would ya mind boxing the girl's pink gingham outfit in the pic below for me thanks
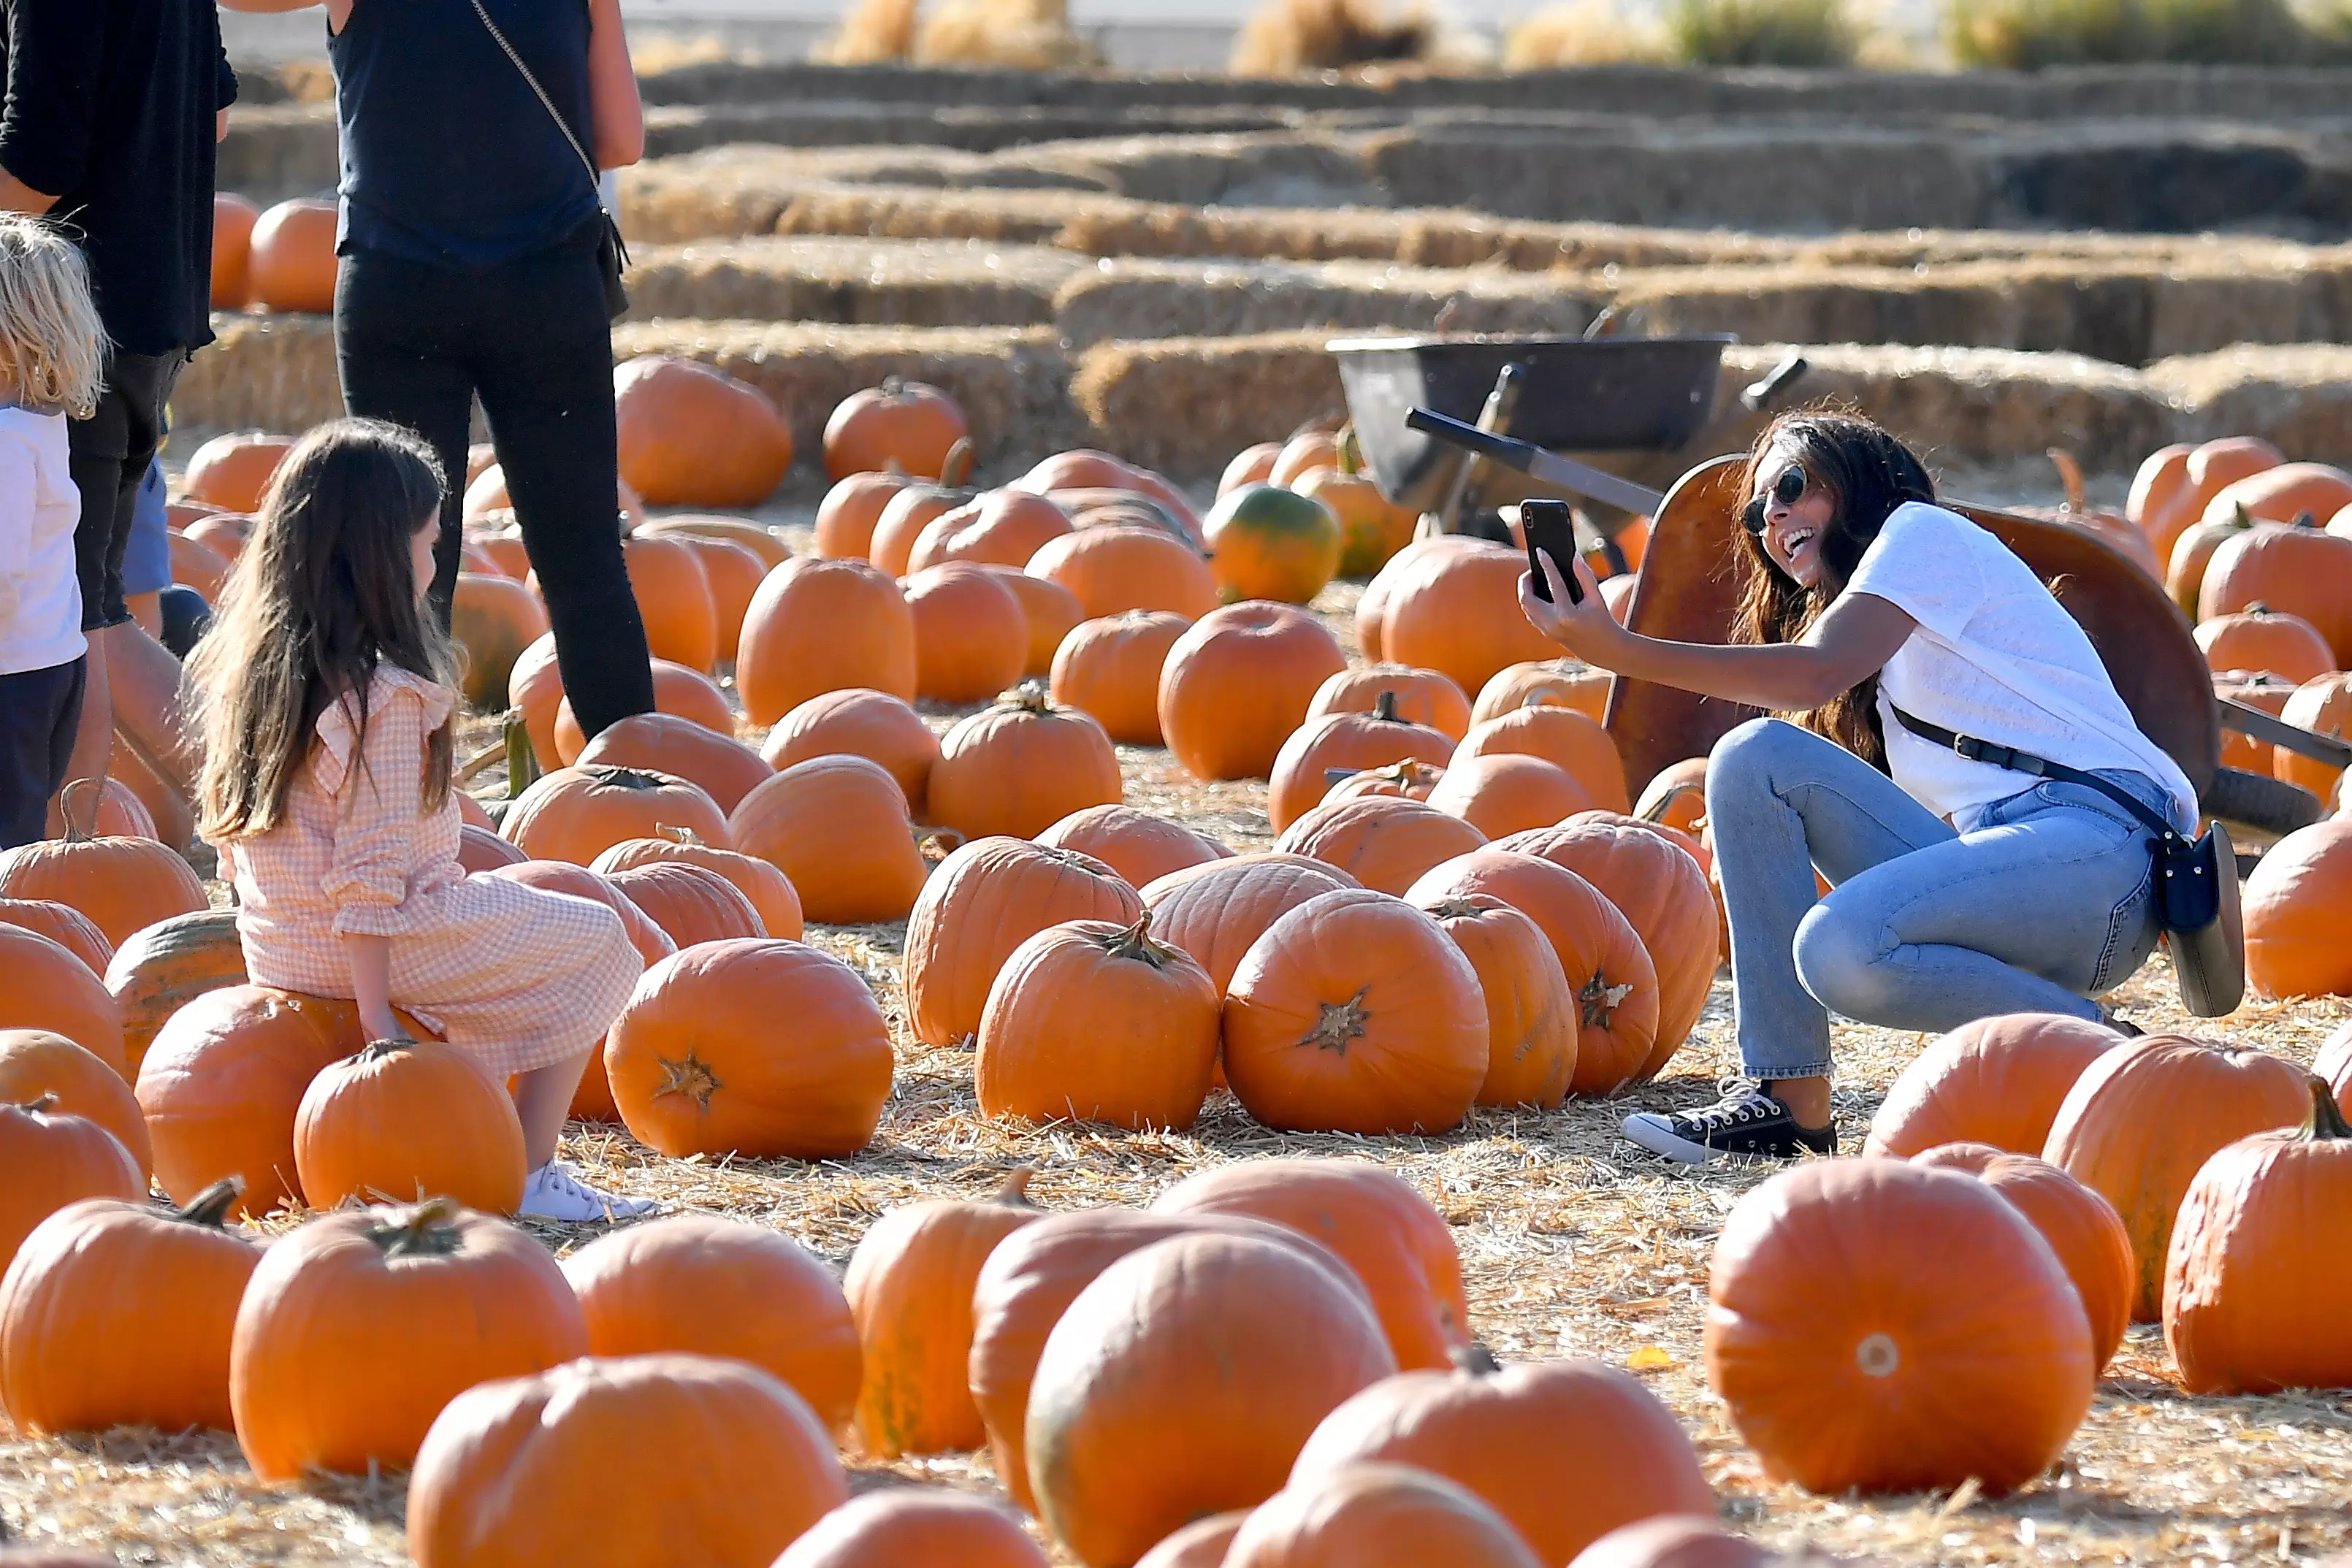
[218,666,638,1076]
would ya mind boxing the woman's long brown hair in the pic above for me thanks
[1728,410,1937,770]
[190,419,457,839]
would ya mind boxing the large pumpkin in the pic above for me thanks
[0,925,126,1077]
[814,470,911,559]
[1404,850,1658,1096]
[760,687,940,815]
[606,861,768,948]
[560,1213,862,1434]
[1266,695,1456,833]
[2043,1034,2314,1320]
[407,1353,847,1568]
[606,939,893,1159]
[448,572,550,708]
[0,806,207,948]
[181,432,295,516]
[2198,521,2352,665]
[1419,896,1576,1109]
[1863,1012,2122,1158]
[293,1036,527,1215]
[614,354,795,508]
[551,659,738,765]
[729,754,936,925]
[574,713,772,816]
[2213,668,2296,774]
[0,1031,148,1177]
[1287,1348,1713,1566]
[1705,1158,2093,1495]
[904,563,1029,704]
[679,532,786,658]
[2196,460,2352,532]
[0,900,108,979]
[1158,603,1348,781]
[1012,451,1199,535]
[823,378,969,481]
[1276,795,1486,896]
[774,1491,1049,1568]
[2162,1078,2352,1395]
[1456,705,1631,815]
[2242,817,2352,999]
[906,838,1141,1048]
[229,1200,587,1479]
[1028,524,1218,623]
[1026,1232,1397,1568]
[1203,483,1343,605]
[737,557,917,724]
[0,1099,142,1281]
[592,837,802,941]
[844,1171,1043,1458]
[0,1178,257,1436]
[1050,611,1194,746]
[928,686,1124,842]
[2192,605,2334,684]
[909,489,1073,572]
[2272,670,2351,800]
[1140,854,1363,996]
[245,199,337,313]
[619,532,720,673]
[1306,665,1473,743]
[1354,537,1474,662]
[1380,542,1559,695]
[502,765,731,865]
[1035,805,1226,890]
[1226,1462,1543,1568]
[1151,1158,1471,1373]
[1472,658,1613,726]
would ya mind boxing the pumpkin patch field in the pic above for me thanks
[5,404,2351,1565]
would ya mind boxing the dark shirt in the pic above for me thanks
[0,0,236,357]
[331,0,600,269]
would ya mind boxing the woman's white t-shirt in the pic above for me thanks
[0,405,85,677]
[1842,501,2198,830]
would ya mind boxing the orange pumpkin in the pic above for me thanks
[1026,1232,1397,1568]
[2044,1033,2315,1319]
[774,1491,1049,1568]
[0,1030,149,1177]
[0,925,125,1076]
[0,1177,258,1436]
[1203,484,1343,605]
[2272,670,2352,802]
[2199,521,2352,666]
[1306,665,1473,743]
[1226,1462,1544,1568]
[409,1353,849,1567]
[0,795,207,947]
[484,861,671,1123]
[1050,611,1194,746]
[906,838,1142,1049]
[1159,603,1348,782]
[982,564,1085,678]
[560,1214,861,1434]
[1267,695,1456,833]
[2128,441,2193,529]
[183,510,253,563]
[823,378,969,481]
[904,563,1029,704]
[1355,537,1478,661]
[1221,442,1283,496]
[729,754,936,925]
[668,532,766,654]
[507,631,567,770]
[606,938,893,1158]
[245,199,338,313]
[1863,1012,2121,1158]
[1404,849,1657,1096]
[2166,436,2283,540]
[88,776,159,841]
[1471,659,1613,725]
[1036,805,1226,890]
[1426,753,1593,838]
[0,898,112,978]
[759,687,940,815]
[1140,854,1363,996]
[737,557,917,724]
[2212,668,2296,773]
[459,822,526,874]
[1296,464,1419,581]
[0,1098,142,1280]
[292,1036,527,1215]
[1324,759,1447,804]
[869,473,978,581]
[2317,1020,2352,1118]
[909,489,1073,572]
[928,686,1124,842]
[1028,524,1219,622]
[503,765,730,865]
[550,662,738,767]
[2164,505,2262,616]
[619,532,720,673]
[211,192,260,309]
[813,470,911,559]
[1455,706,1630,815]
[574,711,771,816]
[1704,1158,2093,1495]
[1912,1143,2135,1371]
[2193,605,2335,684]
[1014,451,1199,533]
[1269,430,1342,487]
[2196,460,2352,533]
[1568,1518,1776,1568]
[614,354,794,508]
[637,513,793,569]
[844,1171,1042,1458]
[606,861,768,949]
[2242,816,2352,998]
[1288,1349,1713,1566]
[1275,795,1486,898]
[1381,543,1559,695]
[1419,895,1576,1109]
[167,528,232,602]
[591,836,803,942]
[446,572,550,709]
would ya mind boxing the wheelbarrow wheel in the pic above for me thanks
[2200,765,2324,838]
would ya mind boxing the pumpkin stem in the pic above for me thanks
[1638,784,1697,826]
[1579,971,1634,1029]
[585,766,668,792]
[660,825,704,846]
[56,779,100,843]
[1101,911,1180,968]
[1297,987,1372,1055]
[942,437,977,489]
[653,1049,725,1109]
[503,710,541,799]
[16,1092,59,1114]
[1337,424,1364,478]
[2046,448,2086,513]
[2291,509,2316,529]
[1449,1342,1503,1377]
[175,1176,248,1229]
[356,1036,419,1063]
[2245,602,2270,616]
[370,1198,462,1259]
[1423,896,1489,921]
[2302,1074,2351,1141]
[1372,689,1400,723]
[1001,680,1056,716]
[993,1166,1039,1206]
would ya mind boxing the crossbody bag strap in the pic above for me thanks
[465,0,603,194]
[1885,704,2182,843]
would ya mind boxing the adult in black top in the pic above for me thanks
[0,0,235,830]
[222,0,655,745]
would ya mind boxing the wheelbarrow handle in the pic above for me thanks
[2219,696,2352,768]
[1404,408,1667,517]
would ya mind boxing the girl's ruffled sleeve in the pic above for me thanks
[315,671,456,938]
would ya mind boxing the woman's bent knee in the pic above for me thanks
[1791,898,1904,1020]
[1706,717,1810,805]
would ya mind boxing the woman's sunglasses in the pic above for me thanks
[1742,464,1808,534]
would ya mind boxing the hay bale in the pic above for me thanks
[1004,131,1380,207]
[1613,265,2029,358]
[217,104,339,207]
[173,313,345,436]
[1052,255,1606,346]
[622,237,1082,327]
[2145,343,2352,458]
[1071,330,1348,478]
[779,183,1137,245]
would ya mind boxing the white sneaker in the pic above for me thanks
[519,1161,657,1221]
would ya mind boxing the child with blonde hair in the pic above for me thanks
[0,215,105,848]
[189,418,652,1220]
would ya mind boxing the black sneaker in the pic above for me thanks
[1622,1082,1838,1164]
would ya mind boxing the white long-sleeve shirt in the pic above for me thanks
[0,405,85,676]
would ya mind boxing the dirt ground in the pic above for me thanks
[4,526,2347,1567]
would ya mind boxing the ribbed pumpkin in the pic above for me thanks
[906,838,1142,1048]
[1863,1012,2122,1158]
[665,532,766,654]
[607,939,893,1160]
[1035,806,1226,890]
[1140,854,1363,996]
[591,837,803,942]
[2163,1078,2352,1395]
[1497,817,1719,1077]
[0,899,111,978]
[617,532,720,673]
[904,563,1030,704]
[0,1177,255,1439]
[844,1171,1043,1458]
[1419,896,1576,1109]
[0,803,207,948]
[1028,1231,1397,1567]
[1705,1158,2093,1496]
[0,1032,149,1178]
[977,914,1221,1131]
[1404,850,1659,1096]
[2172,437,2283,534]
[1049,611,1192,746]
[928,686,1124,842]
[1226,1462,1543,1568]
[1381,543,1560,695]
[1159,604,1348,782]
[1426,753,1592,838]
[0,1098,142,1280]
[2198,460,2352,532]
[1014,451,1199,535]
[2193,605,2335,684]
[730,754,936,925]
[0,925,126,1076]
[1028,524,1219,622]
[760,687,940,814]
[550,659,738,766]
[503,766,730,865]
[1456,705,1631,815]
[245,199,338,313]
[606,861,768,948]
[1324,759,1447,804]
[2199,522,2352,665]
[1911,1143,2135,1371]
[614,354,794,508]
[560,1214,862,1434]
[293,1036,528,1215]
[1275,796,1485,897]
[2242,817,2352,999]
[871,471,978,578]
[814,472,912,561]
[909,489,1074,571]
[2044,1034,2314,1320]
[1306,665,1473,743]
[1288,1348,1713,1567]
[1267,695,1457,832]
[574,713,772,816]
[1470,659,1613,725]
[2272,670,2351,800]
[737,557,917,724]
[1202,483,1343,605]
[774,1491,1050,1568]
[1152,1158,1472,1374]
[408,1353,847,1568]
[1354,537,1475,662]
[448,572,549,708]
[824,378,969,481]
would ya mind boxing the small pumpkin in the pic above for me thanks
[1912,1143,2135,1371]
[1275,795,1485,897]
[0,1097,142,1281]
[2242,816,2352,999]
[2212,668,2296,774]
[1221,442,1283,496]
[606,861,768,948]
[904,562,1031,704]
[774,1491,1049,1568]
[928,685,1124,843]
[573,711,772,816]
[1013,451,1199,536]
[591,835,803,942]
[909,489,1073,572]
[619,531,721,673]
[2199,521,2352,666]
[168,528,232,601]
[1324,759,1447,804]
[245,199,338,313]
[2321,1020,2352,1119]
[1035,805,1227,890]
[1268,429,1342,487]
[1140,854,1363,996]
[0,924,126,1076]
[1158,603,1349,782]
[760,687,941,816]
[2192,604,2335,684]
[1267,693,1457,832]
[1456,705,1631,815]
[1203,483,1343,605]
[2271,670,2351,801]
[0,787,208,946]
[1568,1518,1778,1568]
[614,354,794,508]
[293,1036,528,1215]
[1863,1011,2122,1158]
[814,470,913,559]
[1356,538,1478,661]
[548,659,738,766]
[1419,896,1576,1109]
[1226,1461,1544,1568]
[736,557,917,725]
[982,565,1086,679]
[1050,611,1194,746]
[448,572,550,709]
[1426,753,1593,838]
[1297,460,1419,581]
[1471,659,1613,725]
[0,1030,149,1177]
[502,765,731,865]
[637,513,793,569]
[730,754,937,925]
[668,531,767,654]
[823,378,970,481]
[1028,524,1219,622]
[906,838,1142,1049]
[181,434,294,521]
[1306,665,1473,742]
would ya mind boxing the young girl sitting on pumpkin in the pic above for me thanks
[189,418,652,1220]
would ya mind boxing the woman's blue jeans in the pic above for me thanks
[1706,717,2172,1081]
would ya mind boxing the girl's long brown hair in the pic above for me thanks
[1729,410,1936,770]
[191,419,457,839]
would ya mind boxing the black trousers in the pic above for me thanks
[68,351,182,631]
[0,656,86,849]
[334,226,654,738]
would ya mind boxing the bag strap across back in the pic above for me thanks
[465,0,607,198]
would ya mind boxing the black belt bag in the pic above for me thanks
[1890,706,2244,1018]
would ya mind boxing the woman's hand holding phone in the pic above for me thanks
[1518,549,1621,661]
